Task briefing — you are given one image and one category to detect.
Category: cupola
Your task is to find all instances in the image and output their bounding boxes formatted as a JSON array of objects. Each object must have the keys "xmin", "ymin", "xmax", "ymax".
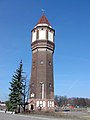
[{"xmin": 31, "ymin": 14, "xmax": 55, "ymax": 43}]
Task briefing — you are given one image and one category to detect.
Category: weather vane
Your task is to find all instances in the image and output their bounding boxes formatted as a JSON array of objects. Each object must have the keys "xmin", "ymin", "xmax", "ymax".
[{"xmin": 41, "ymin": 9, "xmax": 45, "ymax": 15}]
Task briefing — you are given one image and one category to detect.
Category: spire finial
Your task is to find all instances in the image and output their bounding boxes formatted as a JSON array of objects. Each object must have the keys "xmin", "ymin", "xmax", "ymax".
[{"xmin": 41, "ymin": 9, "xmax": 45, "ymax": 15}]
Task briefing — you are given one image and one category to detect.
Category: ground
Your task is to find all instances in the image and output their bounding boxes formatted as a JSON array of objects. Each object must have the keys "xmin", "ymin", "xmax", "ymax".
[
  {"xmin": 63, "ymin": 111, "xmax": 90, "ymax": 120},
  {"xmin": 0, "ymin": 111, "xmax": 90, "ymax": 120}
]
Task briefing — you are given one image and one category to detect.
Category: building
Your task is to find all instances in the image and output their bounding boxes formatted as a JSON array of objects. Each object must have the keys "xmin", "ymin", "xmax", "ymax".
[
  {"xmin": 28, "ymin": 14, "xmax": 55, "ymax": 111},
  {"xmin": 0, "ymin": 101, "xmax": 6, "ymax": 111}
]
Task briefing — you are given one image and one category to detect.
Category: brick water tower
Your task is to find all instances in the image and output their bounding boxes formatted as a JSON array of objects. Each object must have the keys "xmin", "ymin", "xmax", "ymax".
[{"xmin": 28, "ymin": 13, "xmax": 55, "ymax": 111}]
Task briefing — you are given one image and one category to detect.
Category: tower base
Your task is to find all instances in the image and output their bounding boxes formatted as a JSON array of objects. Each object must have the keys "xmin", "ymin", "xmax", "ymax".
[{"xmin": 28, "ymin": 99, "xmax": 54, "ymax": 111}]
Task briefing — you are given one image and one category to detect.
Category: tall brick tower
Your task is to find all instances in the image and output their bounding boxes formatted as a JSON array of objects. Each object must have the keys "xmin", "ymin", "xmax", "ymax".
[{"xmin": 28, "ymin": 14, "xmax": 55, "ymax": 111}]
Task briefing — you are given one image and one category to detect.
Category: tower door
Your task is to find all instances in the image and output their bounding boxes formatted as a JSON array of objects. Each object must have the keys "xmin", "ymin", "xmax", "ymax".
[{"xmin": 31, "ymin": 104, "xmax": 34, "ymax": 110}]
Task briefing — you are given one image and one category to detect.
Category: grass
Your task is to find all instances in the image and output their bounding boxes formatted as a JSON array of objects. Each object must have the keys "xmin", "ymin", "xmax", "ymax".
[{"xmin": 20, "ymin": 110, "xmax": 82, "ymax": 119}]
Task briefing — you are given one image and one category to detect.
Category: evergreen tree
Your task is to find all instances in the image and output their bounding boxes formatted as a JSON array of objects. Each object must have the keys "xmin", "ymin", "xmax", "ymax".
[{"xmin": 9, "ymin": 60, "xmax": 24, "ymax": 112}]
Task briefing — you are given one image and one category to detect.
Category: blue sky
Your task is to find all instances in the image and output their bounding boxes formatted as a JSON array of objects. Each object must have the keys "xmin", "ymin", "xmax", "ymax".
[{"xmin": 0, "ymin": 0, "xmax": 90, "ymax": 101}]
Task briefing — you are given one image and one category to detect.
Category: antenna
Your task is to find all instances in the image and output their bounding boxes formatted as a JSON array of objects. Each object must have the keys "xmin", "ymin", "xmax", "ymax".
[{"xmin": 41, "ymin": 9, "xmax": 45, "ymax": 15}]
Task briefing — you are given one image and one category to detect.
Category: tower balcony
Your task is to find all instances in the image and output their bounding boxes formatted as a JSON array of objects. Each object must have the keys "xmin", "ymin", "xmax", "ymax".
[{"xmin": 31, "ymin": 40, "xmax": 55, "ymax": 53}]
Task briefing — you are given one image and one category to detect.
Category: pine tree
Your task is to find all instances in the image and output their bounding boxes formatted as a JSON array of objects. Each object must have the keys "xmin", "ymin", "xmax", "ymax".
[{"xmin": 9, "ymin": 60, "xmax": 24, "ymax": 112}]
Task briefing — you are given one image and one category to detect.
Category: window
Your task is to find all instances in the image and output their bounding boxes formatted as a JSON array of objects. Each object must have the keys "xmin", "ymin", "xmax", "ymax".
[
  {"xmin": 32, "ymin": 31, "xmax": 36, "ymax": 42},
  {"xmin": 49, "ymin": 61, "xmax": 51, "ymax": 65},
  {"xmin": 30, "ymin": 93, "xmax": 35, "ymax": 98},
  {"xmin": 49, "ymin": 83, "xmax": 52, "ymax": 88},
  {"xmin": 48, "ymin": 31, "xmax": 53, "ymax": 42},
  {"xmin": 31, "ymin": 83, "xmax": 34, "ymax": 87},
  {"xmin": 39, "ymin": 30, "xmax": 46, "ymax": 39},
  {"xmin": 40, "ymin": 60, "xmax": 44, "ymax": 65},
  {"xmin": 33, "ymin": 61, "xmax": 35, "ymax": 69}
]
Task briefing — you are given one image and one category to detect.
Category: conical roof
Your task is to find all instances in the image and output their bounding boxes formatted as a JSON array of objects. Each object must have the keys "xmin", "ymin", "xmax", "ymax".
[{"xmin": 36, "ymin": 15, "xmax": 51, "ymax": 26}]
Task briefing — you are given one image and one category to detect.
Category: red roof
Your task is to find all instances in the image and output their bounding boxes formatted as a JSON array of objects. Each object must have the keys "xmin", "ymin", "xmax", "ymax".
[{"xmin": 36, "ymin": 15, "xmax": 51, "ymax": 26}]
